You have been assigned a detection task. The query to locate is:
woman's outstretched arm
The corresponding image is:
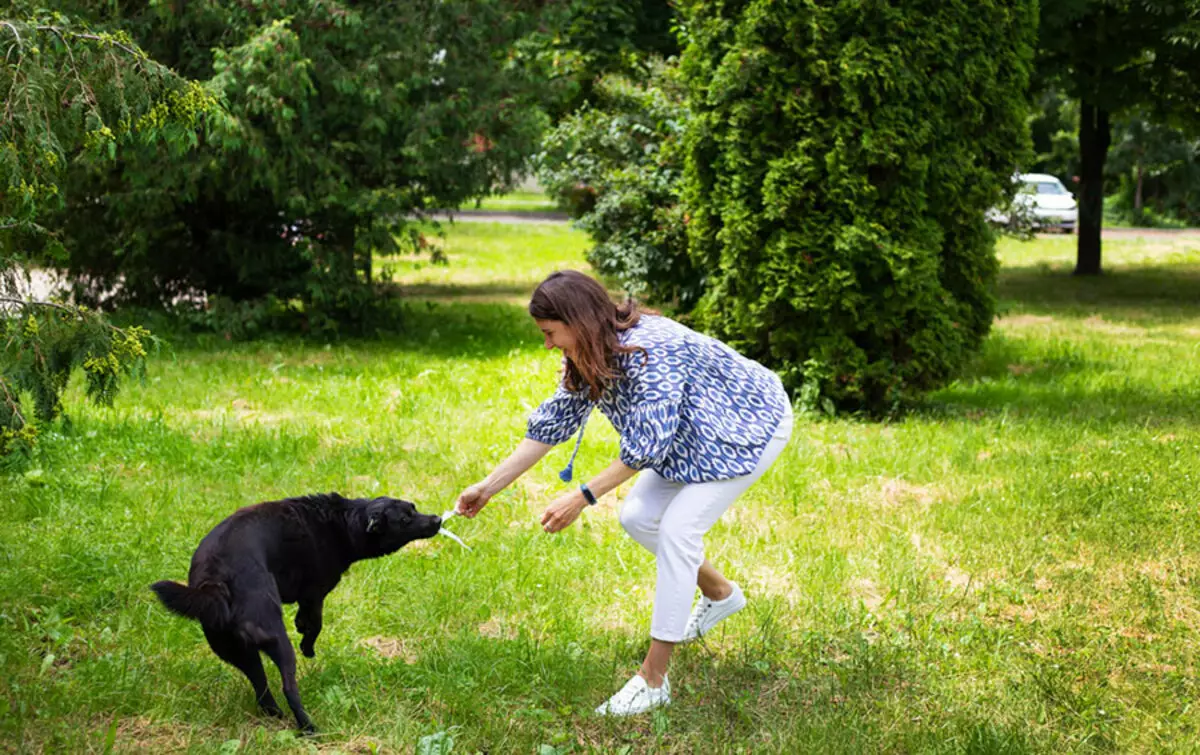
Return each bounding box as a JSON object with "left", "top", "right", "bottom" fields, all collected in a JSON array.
[{"left": 456, "top": 438, "right": 554, "bottom": 517}]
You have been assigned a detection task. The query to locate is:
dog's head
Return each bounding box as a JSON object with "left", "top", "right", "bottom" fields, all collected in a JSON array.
[{"left": 359, "top": 497, "right": 441, "bottom": 556}]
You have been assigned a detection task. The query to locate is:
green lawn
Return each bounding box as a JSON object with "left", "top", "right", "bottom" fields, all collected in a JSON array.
[
  {"left": 2, "top": 228, "right": 1200, "bottom": 753},
  {"left": 470, "top": 191, "right": 561, "bottom": 213}
]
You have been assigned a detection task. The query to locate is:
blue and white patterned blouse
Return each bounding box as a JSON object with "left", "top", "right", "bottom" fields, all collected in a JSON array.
[{"left": 526, "top": 315, "right": 790, "bottom": 483}]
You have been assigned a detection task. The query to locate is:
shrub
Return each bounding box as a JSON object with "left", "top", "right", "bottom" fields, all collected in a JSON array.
[
  {"left": 535, "top": 61, "right": 704, "bottom": 307},
  {"left": 679, "top": 0, "right": 1037, "bottom": 412}
]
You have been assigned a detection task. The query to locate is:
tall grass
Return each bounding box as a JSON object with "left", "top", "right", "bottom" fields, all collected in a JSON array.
[{"left": 1, "top": 228, "right": 1198, "bottom": 753}]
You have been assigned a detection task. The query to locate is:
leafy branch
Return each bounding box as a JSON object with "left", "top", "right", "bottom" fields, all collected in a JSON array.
[{"left": 0, "top": 14, "right": 210, "bottom": 468}]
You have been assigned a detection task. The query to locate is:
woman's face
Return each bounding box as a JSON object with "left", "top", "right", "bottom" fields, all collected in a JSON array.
[{"left": 534, "top": 318, "right": 578, "bottom": 360}]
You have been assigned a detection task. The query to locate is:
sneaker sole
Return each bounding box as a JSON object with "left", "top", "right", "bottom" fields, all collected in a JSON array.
[{"left": 594, "top": 697, "right": 671, "bottom": 716}]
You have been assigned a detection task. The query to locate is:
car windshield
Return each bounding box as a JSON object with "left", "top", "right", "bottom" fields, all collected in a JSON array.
[{"left": 1023, "top": 180, "right": 1068, "bottom": 195}]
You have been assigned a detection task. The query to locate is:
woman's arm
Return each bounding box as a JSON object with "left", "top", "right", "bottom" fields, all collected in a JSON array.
[
  {"left": 540, "top": 458, "right": 638, "bottom": 533},
  {"left": 582, "top": 458, "right": 639, "bottom": 500},
  {"left": 456, "top": 438, "right": 553, "bottom": 517}
]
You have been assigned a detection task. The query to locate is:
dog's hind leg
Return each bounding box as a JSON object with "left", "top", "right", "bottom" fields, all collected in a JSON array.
[
  {"left": 203, "top": 626, "right": 283, "bottom": 718},
  {"left": 259, "top": 620, "right": 315, "bottom": 733},
  {"left": 295, "top": 597, "right": 324, "bottom": 658}
]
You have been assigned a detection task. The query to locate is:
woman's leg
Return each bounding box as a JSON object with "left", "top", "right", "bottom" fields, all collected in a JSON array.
[
  {"left": 620, "top": 472, "right": 745, "bottom": 602},
  {"left": 642, "top": 410, "right": 794, "bottom": 681},
  {"left": 696, "top": 560, "right": 734, "bottom": 601},
  {"left": 618, "top": 470, "right": 682, "bottom": 554}
]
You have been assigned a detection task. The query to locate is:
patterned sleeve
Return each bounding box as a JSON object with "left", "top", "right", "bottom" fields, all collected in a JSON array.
[
  {"left": 526, "top": 384, "right": 592, "bottom": 445},
  {"left": 617, "top": 345, "right": 687, "bottom": 470}
]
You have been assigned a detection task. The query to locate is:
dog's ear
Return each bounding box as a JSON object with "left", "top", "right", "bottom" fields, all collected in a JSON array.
[{"left": 365, "top": 498, "right": 391, "bottom": 533}]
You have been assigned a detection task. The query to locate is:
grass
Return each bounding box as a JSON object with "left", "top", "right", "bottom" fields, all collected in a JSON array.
[
  {"left": 469, "top": 190, "right": 562, "bottom": 213},
  {"left": 2, "top": 227, "right": 1200, "bottom": 753},
  {"left": 381, "top": 221, "right": 591, "bottom": 304}
]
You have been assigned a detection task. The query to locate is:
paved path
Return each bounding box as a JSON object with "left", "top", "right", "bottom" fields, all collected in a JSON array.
[
  {"left": 427, "top": 211, "right": 1199, "bottom": 239},
  {"left": 12, "top": 221, "right": 1195, "bottom": 305},
  {"left": 1094, "top": 227, "right": 1200, "bottom": 239}
]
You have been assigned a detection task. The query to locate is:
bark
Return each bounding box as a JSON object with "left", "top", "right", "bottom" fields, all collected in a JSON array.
[{"left": 1075, "top": 100, "right": 1111, "bottom": 276}]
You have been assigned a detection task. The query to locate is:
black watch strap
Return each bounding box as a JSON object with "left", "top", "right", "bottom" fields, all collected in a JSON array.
[{"left": 579, "top": 482, "right": 598, "bottom": 506}]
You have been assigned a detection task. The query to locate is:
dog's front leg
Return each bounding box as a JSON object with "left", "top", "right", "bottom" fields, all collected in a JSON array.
[{"left": 296, "top": 597, "right": 325, "bottom": 658}]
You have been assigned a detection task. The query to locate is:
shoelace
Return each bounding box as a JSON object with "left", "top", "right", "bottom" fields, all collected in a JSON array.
[
  {"left": 609, "top": 678, "right": 648, "bottom": 707},
  {"left": 685, "top": 598, "right": 714, "bottom": 636}
]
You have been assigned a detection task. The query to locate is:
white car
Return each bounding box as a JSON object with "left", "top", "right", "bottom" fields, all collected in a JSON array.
[{"left": 989, "top": 173, "right": 1078, "bottom": 233}]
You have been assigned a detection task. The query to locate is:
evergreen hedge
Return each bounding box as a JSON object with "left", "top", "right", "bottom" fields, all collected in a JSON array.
[{"left": 679, "top": 0, "right": 1037, "bottom": 412}]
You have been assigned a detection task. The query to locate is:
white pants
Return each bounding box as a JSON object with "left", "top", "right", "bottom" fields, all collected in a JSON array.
[{"left": 618, "top": 407, "right": 794, "bottom": 642}]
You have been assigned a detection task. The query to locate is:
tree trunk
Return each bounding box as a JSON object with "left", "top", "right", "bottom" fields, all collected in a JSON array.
[
  {"left": 1075, "top": 100, "right": 1110, "bottom": 276},
  {"left": 360, "top": 233, "right": 372, "bottom": 284},
  {"left": 1134, "top": 159, "right": 1144, "bottom": 222}
]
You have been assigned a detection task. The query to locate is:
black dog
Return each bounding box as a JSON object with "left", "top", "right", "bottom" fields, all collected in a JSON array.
[{"left": 151, "top": 493, "right": 441, "bottom": 732}]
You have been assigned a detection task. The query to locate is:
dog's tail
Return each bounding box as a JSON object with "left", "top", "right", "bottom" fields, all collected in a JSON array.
[{"left": 151, "top": 580, "right": 231, "bottom": 627}]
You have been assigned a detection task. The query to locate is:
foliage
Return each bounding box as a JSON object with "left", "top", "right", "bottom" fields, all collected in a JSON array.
[
  {"left": 0, "top": 11, "right": 213, "bottom": 240},
  {"left": 0, "top": 301, "right": 151, "bottom": 465},
  {"left": 514, "top": 0, "right": 679, "bottom": 121},
  {"left": 536, "top": 61, "right": 702, "bottom": 306},
  {"left": 679, "top": 0, "right": 1037, "bottom": 413},
  {"left": 1035, "top": 0, "right": 1200, "bottom": 272},
  {"left": 1107, "top": 111, "right": 1200, "bottom": 226},
  {"left": 1, "top": 10, "right": 207, "bottom": 467},
  {"left": 47, "top": 0, "right": 550, "bottom": 329},
  {"left": 1028, "top": 88, "right": 1081, "bottom": 185}
]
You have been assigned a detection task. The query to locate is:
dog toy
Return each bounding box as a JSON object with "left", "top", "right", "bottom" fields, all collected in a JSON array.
[{"left": 438, "top": 509, "right": 472, "bottom": 551}]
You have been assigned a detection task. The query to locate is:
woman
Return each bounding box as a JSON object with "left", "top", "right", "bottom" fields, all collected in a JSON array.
[{"left": 455, "top": 270, "right": 792, "bottom": 716}]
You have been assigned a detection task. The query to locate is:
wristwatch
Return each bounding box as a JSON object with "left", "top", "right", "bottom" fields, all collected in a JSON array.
[{"left": 579, "top": 482, "right": 598, "bottom": 506}]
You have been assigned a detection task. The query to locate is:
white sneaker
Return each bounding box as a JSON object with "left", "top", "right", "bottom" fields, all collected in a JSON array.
[
  {"left": 594, "top": 674, "right": 671, "bottom": 716},
  {"left": 682, "top": 582, "right": 746, "bottom": 643}
]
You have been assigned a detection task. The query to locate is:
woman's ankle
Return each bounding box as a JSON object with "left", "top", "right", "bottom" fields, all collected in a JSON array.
[
  {"left": 637, "top": 668, "right": 666, "bottom": 688},
  {"left": 700, "top": 582, "right": 733, "bottom": 601}
]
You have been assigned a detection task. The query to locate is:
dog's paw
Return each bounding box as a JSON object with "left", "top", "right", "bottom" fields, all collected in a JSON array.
[
  {"left": 300, "top": 640, "right": 316, "bottom": 658},
  {"left": 262, "top": 704, "right": 284, "bottom": 718},
  {"left": 298, "top": 720, "right": 318, "bottom": 736}
]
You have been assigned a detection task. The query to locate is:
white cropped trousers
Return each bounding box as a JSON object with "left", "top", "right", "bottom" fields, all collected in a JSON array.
[{"left": 617, "top": 406, "right": 793, "bottom": 642}]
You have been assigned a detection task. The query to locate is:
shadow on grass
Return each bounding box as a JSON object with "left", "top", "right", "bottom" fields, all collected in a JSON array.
[
  {"left": 926, "top": 331, "right": 1200, "bottom": 427},
  {"left": 388, "top": 281, "right": 538, "bottom": 302},
  {"left": 387, "top": 298, "right": 539, "bottom": 359},
  {"left": 997, "top": 263, "right": 1200, "bottom": 324},
  {"left": 919, "top": 263, "right": 1200, "bottom": 427},
  {"left": 130, "top": 298, "right": 541, "bottom": 363},
  {"left": 566, "top": 627, "right": 1043, "bottom": 753}
]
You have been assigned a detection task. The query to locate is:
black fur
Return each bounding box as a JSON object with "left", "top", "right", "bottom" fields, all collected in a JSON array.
[{"left": 151, "top": 493, "right": 440, "bottom": 732}]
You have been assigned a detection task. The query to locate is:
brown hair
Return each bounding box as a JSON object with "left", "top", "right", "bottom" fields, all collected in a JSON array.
[{"left": 528, "top": 271, "right": 651, "bottom": 400}]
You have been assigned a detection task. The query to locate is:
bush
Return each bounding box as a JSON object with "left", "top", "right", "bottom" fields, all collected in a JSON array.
[
  {"left": 535, "top": 61, "right": 704, "bottom": 307},
  {"left": 679, "top": 0, "right": 1037, "bottom": 413},
  {"left": 50, "top": 2, "right": 548, "bottom": 326}
]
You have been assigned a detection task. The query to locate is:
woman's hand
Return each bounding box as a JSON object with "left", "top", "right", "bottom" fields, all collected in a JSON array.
[
  {"left": 541, "top": 490, "right": 587, "bottom": 534},
  {"left": 456, "top": 483, "right": 492, "bottom": 518}
]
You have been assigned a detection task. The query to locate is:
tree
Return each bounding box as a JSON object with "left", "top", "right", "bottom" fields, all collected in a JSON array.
[
  {"left": 1028, "top": 88, "right": 1081, "bottom": 185},
  {"left": 47, "top": 1, "right": 550, "bottom": 326},
  {"left": 679, "top": 0, "right": 1037, "bottom": 412},
  {"left": 1, "top": 11, "right": 212, "bottom": 463},
  {"left": 1037, "top": 0, "right": 1200, "bottom": 275},
  {"left": 1108, "top": 110, "right": 1200, "bottom": 224},
  {"left": 535, "top": 61, "right": 702, "bottom": 307},
  {"left": 516, "top": 0, "right": 680, "bottom": 121}
]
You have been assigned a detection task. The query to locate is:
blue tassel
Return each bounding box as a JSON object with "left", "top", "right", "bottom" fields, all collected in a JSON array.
[{"left": 558, "top": 409, "right": 592, "bottom": 484}]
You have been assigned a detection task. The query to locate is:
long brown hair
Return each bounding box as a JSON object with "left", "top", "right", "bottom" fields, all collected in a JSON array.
[{"left": 528, "top": 271, "right": 650, "bottom": 400}]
